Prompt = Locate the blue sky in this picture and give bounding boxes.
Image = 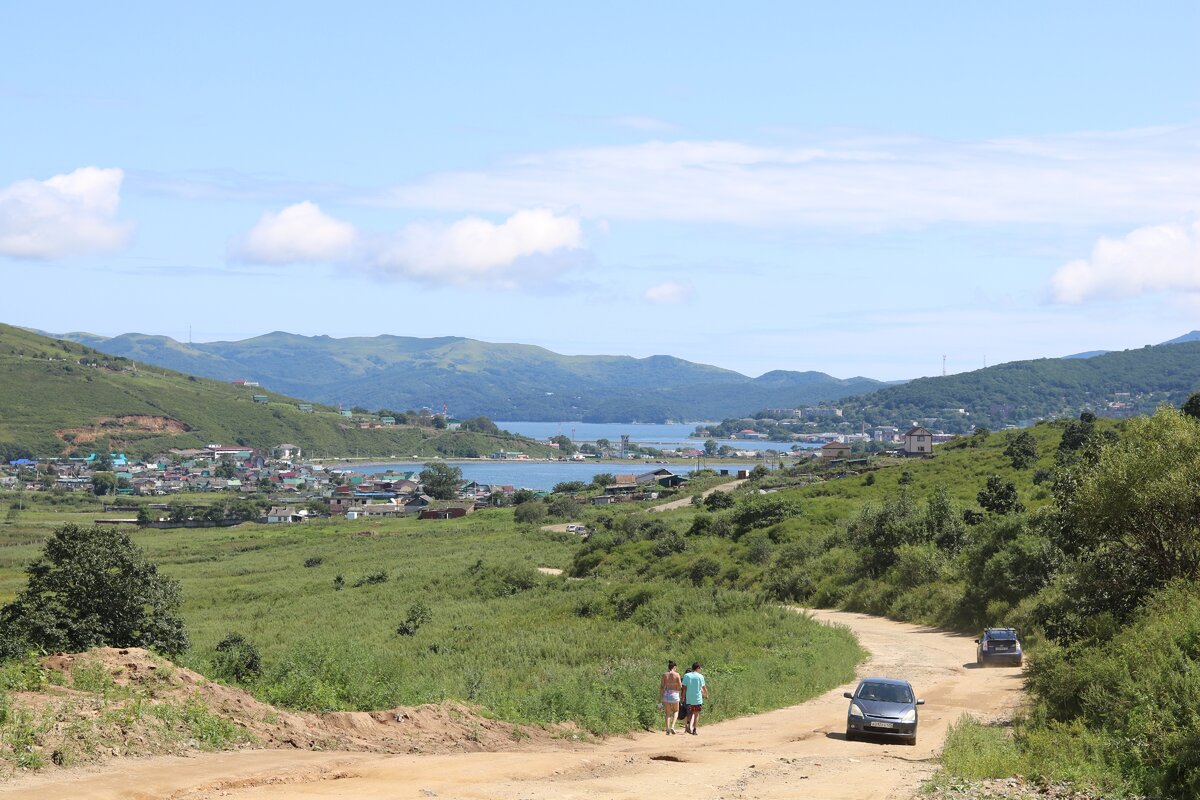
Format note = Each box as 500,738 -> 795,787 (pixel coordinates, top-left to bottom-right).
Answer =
2,2 -> 1198,380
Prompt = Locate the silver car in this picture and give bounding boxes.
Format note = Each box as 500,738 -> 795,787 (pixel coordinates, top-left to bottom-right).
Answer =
844,677 -> 924,745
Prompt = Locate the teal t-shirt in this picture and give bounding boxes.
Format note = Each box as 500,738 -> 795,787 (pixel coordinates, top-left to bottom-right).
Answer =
681,671 -> 706,705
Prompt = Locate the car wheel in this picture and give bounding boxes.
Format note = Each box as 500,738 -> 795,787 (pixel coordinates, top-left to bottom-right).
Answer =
845,729 -> 856,742
907,735 -> 917,746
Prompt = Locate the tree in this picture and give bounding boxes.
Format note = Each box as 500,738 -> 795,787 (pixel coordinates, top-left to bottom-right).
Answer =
419,462 -> 463,500
461,416 -> 500,434
978,475 -> 1024,515
1004,431 -> 1038,469
215,457 -> 238,479
552,481 -> 588,494
1052,408 -> 1200,629
704,439 -> 719,457
513,501 -> 547,525
91,471 -> 116,496
704,491 -> 736,511
590,473 -> 615,490
0,524 -> 188,657
1182,392 -> 1200,421
549,434 -> 576,456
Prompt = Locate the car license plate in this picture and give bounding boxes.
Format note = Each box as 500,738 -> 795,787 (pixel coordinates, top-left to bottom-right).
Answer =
870,722 -> 894,729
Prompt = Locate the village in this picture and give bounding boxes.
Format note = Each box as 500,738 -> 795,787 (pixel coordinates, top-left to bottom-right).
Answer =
0,426 -> 950,527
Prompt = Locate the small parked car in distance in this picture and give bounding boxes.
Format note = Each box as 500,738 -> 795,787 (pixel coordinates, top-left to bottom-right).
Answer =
844,677 -> 923,745
975,627 -> 1023,667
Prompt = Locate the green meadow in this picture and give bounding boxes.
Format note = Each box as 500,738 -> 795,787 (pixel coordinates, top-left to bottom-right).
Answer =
2,507 -> 862,737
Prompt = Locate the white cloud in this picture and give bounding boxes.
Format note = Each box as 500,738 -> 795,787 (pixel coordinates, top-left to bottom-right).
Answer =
233,201 -> 358,264
375,126 -> 1200,228
643,281 -> 691,305
373,208 -> 583,287
1049,220 -> 1200,303
0,167 -> 132,259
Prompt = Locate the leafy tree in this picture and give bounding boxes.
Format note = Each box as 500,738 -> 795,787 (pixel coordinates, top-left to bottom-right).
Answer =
514,501 -> 547,525
704,439 -> 719,457
1050,407 -> 1200,631
1182,392 -> 1200,420
731,495 -> 802,534
748,464 -> 770,481
590,473 -> 615,489
549,434 -> 576,455
460,416 -> 500,434
91,471 -> 116,496
1003,430 -> 1038,469
547,495 -> 577,519
396,601 -> 432,636
0,524 -> 188,657
214,457 -> 238,479
136,506 -> 152,526
977,475 -> 1024,515
419,462 -> 463,500
552,481 -> 588,494
511,488 -> 538,505
703,491 -> 736,511
432,416 -> 447,430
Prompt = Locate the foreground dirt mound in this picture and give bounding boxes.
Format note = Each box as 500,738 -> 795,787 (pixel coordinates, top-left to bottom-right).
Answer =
7,648 -> 580,776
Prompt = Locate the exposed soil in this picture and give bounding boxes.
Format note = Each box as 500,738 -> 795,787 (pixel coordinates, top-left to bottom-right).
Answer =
649,478 -> 746,512
1,610 -> 1025,799
57,415 -> 190,446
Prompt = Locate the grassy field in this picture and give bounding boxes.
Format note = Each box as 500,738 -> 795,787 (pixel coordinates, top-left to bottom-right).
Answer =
1,505 -> 863,737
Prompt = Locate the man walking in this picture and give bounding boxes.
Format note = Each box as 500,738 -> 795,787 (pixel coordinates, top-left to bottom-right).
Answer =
680,661 -> 708,735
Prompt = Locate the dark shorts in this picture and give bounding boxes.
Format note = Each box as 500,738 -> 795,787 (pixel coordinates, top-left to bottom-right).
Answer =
687,703 -> 702,714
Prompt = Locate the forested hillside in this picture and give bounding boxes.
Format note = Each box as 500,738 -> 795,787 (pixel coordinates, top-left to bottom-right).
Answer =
821,340 -> 1200,431
0,325 -> 547,459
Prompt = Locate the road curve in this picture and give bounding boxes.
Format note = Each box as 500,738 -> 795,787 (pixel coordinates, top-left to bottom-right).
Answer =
1,610 -> 1024,800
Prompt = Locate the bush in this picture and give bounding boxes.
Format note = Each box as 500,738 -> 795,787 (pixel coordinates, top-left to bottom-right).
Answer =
514,501 -> 547,525
396,601 -> 432,636
303,557 -> 323,568
213,633 -> 262,682
703,491 -> 736,511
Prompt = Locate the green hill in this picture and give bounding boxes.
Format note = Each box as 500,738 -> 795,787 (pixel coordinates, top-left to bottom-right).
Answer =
827,341 -> 1200,431
0,324 -> 549,459
50,330 -> 889,422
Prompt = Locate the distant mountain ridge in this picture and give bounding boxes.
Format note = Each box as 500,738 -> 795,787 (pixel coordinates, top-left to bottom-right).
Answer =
48,330 -> 891,423
0,324 -> 549,459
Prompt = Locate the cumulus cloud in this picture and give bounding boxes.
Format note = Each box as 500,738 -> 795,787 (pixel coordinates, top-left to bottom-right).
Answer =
643,281 -> 692,305
375,126 -> 1200,228
233,201 -> 358,264
0,167 -> 132,259
1049,220 -> 1200,303
373,208 -> 584,287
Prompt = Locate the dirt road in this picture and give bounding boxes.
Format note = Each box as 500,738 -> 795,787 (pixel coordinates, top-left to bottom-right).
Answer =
1,610 -> 1023,800
649,478 -> 746,512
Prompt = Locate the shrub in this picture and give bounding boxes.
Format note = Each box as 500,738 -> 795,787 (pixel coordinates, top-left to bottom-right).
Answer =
351,570 -> 389,587
213,632 -> 263,682
514,501 -> 547,525
303,557 -> 323,568
396,601 -> 432,636
703,491 -> 736,511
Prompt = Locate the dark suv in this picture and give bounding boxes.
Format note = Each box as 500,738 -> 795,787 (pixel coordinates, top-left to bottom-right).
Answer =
975,627 -> 1023,667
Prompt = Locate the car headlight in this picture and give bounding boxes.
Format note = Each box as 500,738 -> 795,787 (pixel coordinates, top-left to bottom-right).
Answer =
848,703 -> 864,718
900,709 -> 917,724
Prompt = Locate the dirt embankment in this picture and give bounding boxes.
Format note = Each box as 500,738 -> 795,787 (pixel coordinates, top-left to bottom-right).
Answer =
2,610 -> 1024,800
57,415 -> 190,446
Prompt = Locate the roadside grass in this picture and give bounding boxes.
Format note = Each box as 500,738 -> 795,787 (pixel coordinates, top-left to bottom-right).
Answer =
931,714 -> 1132,797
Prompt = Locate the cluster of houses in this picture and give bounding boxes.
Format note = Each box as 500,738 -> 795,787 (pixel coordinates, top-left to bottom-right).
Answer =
0,444 -> 333,496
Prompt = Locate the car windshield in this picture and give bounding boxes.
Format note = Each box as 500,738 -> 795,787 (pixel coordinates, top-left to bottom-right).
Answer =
857,682 -> 913,704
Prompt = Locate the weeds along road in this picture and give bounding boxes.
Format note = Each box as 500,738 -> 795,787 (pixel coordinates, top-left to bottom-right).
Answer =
2,610 -> 1024,800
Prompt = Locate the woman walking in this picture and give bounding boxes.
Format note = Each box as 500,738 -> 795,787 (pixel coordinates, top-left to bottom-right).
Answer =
659,660 -> 683,734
